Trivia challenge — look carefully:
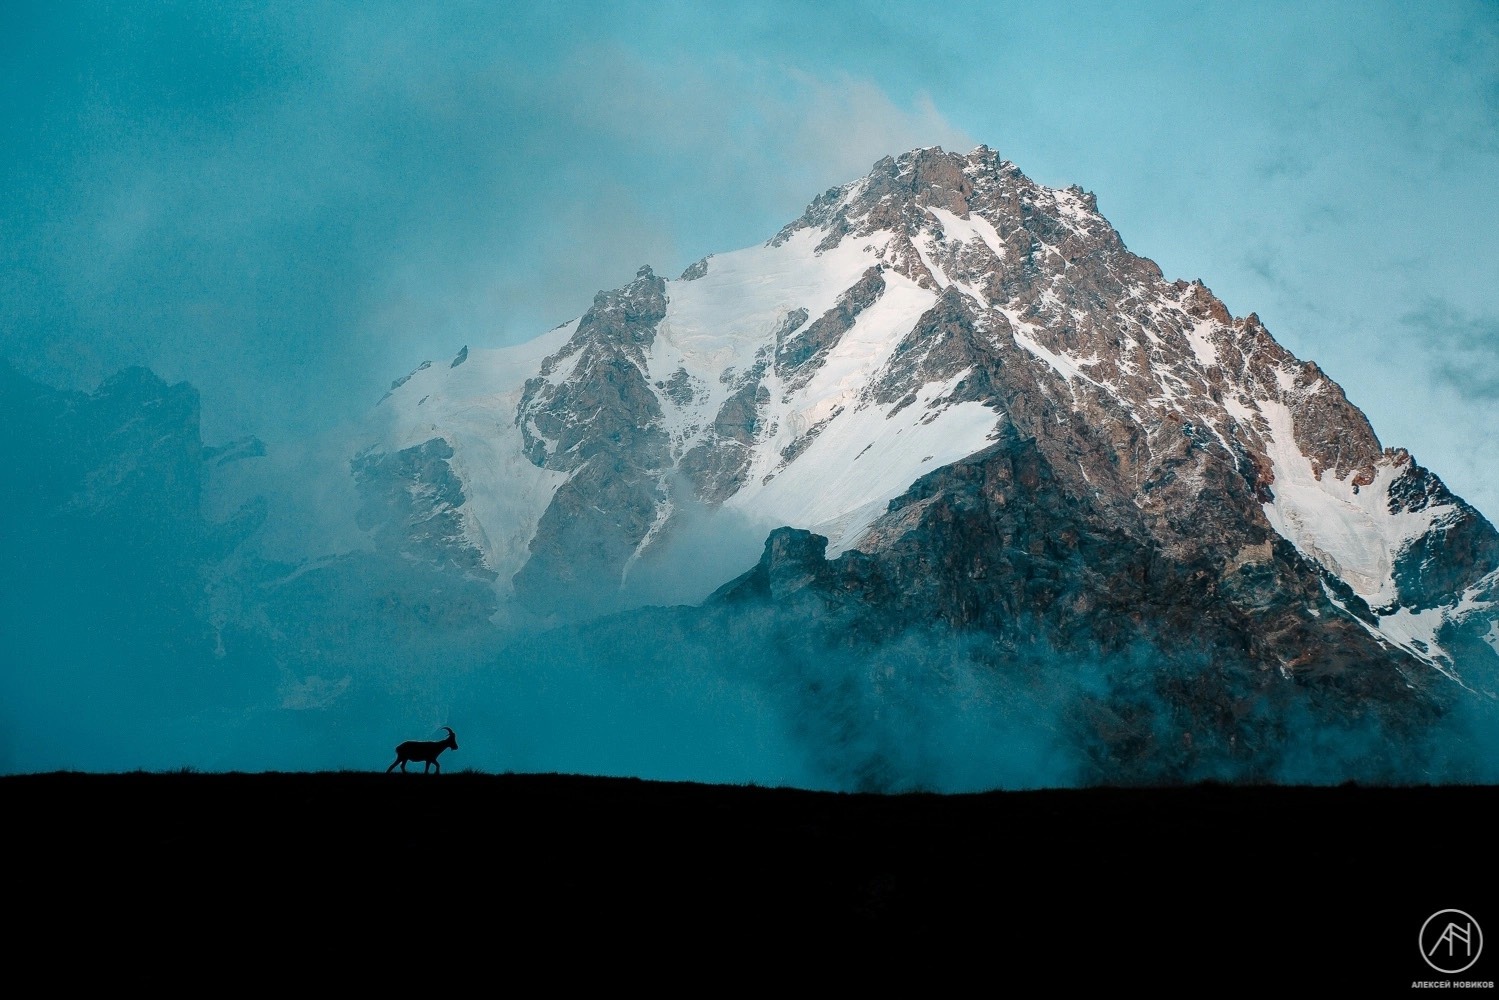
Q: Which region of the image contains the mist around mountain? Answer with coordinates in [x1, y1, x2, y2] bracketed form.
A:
[4, 147, 1498, 789]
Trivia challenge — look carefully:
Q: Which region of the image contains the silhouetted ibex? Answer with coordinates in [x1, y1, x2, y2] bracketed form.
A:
[386, 727, 458, 774]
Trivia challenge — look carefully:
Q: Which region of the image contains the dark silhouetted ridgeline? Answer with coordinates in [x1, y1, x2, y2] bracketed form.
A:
[3, 771, 1492, 984]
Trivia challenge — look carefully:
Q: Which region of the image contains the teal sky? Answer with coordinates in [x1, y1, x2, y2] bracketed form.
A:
[3, 1, 1497, 513]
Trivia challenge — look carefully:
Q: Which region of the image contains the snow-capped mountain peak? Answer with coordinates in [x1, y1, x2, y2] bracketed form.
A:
[357, 145, 1499, 690]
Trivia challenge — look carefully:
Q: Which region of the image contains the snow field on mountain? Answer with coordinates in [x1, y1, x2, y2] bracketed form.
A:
[728, 373, 1003, 556]
[368, 321, 577, 594]
[652, 226, 889, 398]
[1251, 398, 1440, 610]
[651, 225, 1003, 553]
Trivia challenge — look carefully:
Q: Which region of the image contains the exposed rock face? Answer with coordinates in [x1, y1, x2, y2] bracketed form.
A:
[512, 266, 673, 608]
[517, 265, 670, 469]
[775, 267, 884, 391]
[352, 438, 494, 580]
[871, 285, 999, 412]
[679, 367, 772, 503]
[709, 425, 1444, 784]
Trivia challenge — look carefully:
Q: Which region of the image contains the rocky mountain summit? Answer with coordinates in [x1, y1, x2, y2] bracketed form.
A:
[362, 146, 1499, 712]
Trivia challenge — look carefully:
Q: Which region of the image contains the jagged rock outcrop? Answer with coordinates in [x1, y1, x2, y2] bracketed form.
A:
[352, 438, 494, 580]
[709, 424, 1445, 783]
[512, 266, 673, 608]
[0, 362, 265, 561]
[0, 363, 271, 742]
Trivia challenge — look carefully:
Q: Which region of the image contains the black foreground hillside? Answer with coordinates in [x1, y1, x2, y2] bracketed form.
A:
[4, 771, 1493, 984]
